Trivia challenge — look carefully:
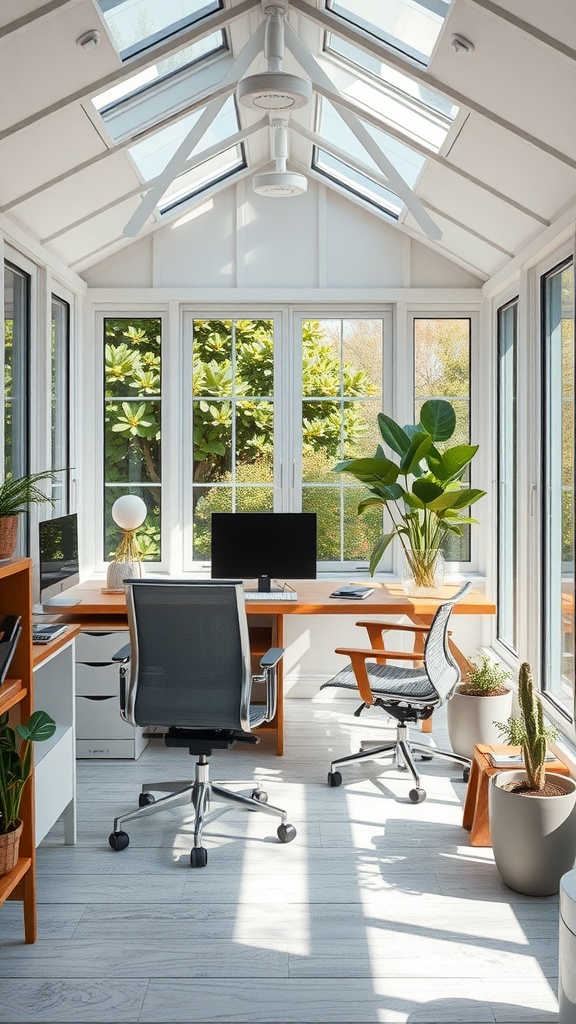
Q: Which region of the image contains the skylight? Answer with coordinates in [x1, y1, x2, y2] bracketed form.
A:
[314, 97, 425, 218]
[97, 0, 223, 61]
[128, 95, 244, 214]
[325, 0, 451, 66]
[93, 32, 226, 115]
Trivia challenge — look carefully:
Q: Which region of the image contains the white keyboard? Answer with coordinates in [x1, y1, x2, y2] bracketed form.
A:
[244, 591, 297, 601]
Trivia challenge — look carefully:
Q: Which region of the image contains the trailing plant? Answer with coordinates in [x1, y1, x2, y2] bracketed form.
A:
[333, 398, 486, 577]
[496, 662, 558, 792]
[0, 471, 56, 518]
[0, 710, 56, 833]
[459, 653, 511, 696]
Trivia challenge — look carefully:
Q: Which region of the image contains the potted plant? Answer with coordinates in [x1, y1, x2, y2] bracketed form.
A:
[489, 662, 576, 896]
[0, 471, 56, 559]
[446, 653, 513, 759]
[333, 399, 486, 588]
[0, 709, 56, 875]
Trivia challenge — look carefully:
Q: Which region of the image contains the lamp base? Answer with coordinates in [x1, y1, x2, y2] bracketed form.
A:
[104, 559, 144, 594]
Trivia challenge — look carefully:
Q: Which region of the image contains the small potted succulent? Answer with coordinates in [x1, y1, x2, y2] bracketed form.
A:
[446, 653, 513, 759]
[0, 471, 56, 559]
[489, 662, 576, 896]
[0, 709, 56, 875]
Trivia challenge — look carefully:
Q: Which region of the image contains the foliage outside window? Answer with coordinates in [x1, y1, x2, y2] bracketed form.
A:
[191, 318, 382, 565]
[497, 298, 518, 652]
[414, 317, 471, 561]
[542, 261, 574, 718]
[4, 264, 30, 484]
[103, 318, 161, 561]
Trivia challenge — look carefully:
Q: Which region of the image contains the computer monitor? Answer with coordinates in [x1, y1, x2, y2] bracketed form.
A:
[39, 512, 80, 606]
[211, 512, 317, 584]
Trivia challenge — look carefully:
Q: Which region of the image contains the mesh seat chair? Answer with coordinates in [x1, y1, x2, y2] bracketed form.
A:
[321, 582, 472, 804]
[108, 579, 296, 867]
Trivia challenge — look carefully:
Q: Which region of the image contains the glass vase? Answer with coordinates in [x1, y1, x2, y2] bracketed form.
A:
[401, 549, 445, 597]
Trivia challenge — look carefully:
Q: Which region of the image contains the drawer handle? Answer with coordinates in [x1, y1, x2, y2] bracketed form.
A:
[79, 696, 116, 702]
[81, 662, 117, 668]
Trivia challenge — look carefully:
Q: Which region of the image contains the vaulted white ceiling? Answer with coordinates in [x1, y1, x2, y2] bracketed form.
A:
[0, 0, 574, 282]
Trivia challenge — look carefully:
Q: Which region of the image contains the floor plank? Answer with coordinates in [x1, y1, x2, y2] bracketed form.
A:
[0, 700, 562, 1023]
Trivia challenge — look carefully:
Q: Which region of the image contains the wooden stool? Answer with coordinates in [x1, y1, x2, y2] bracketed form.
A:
[462, 743, 571, 847]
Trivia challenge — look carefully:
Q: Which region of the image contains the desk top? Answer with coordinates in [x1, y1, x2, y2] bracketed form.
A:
[51, 579, 495, 618]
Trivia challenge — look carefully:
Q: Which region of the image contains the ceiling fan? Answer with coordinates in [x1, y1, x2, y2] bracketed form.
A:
[123, 3, 441, 241]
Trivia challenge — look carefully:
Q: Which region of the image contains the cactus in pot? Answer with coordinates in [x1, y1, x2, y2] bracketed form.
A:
[496, 662, 557, 792]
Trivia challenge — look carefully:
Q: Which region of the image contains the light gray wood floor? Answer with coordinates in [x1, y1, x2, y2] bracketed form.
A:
[0, 698, 561, 1023]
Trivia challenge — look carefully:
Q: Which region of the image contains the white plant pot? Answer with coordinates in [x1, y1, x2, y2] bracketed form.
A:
[446, 689, 513, 760]
[489, 770, 576, 896]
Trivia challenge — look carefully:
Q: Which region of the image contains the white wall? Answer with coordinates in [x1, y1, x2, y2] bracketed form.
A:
[84, 180, 483, 290]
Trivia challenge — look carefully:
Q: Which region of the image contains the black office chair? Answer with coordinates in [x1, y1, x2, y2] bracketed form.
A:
[321, 582, 472, 803]
[108, 579, 296, 867]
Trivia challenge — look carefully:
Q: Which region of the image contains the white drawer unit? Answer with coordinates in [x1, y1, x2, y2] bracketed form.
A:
[75, 627, 148, 759]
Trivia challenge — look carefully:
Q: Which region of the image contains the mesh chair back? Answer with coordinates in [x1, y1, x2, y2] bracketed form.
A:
[423, 582, 472, 702]
[125, 580, 253, 731]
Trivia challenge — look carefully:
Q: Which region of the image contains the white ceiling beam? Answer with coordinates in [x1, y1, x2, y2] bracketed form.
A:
[0, 0, 257, 143]
[290, 0, 576, 170]
[123, 21, 265, 236]
[464, 0, 576, 63]
[39, 118, 268, 242]
[0, 0, 79, 41]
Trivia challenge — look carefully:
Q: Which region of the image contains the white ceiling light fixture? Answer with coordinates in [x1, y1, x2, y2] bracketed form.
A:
[253, 118, 307, 196]
[237, 5, 311, 111]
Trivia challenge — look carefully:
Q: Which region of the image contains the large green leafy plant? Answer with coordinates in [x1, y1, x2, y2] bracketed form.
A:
[334, 399, 486, 579]
[0, 710, 56, 833]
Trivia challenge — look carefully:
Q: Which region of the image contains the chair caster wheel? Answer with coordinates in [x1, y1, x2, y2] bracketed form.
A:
[463, 767, 470, 782]
[190, 847, 208, 868]
[251, 788, 268, 803]
[409, 788, 426, 804]
[109, 831, 129, 851]
[277, 823, 297, 843]
[139, 792, 155, 807]
[327, 771, 342, 787]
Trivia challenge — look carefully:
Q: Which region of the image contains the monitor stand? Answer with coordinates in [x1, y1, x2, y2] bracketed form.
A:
[44, 595, 82, 607]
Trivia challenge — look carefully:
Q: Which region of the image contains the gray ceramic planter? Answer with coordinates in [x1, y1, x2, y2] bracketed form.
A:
[446, 689, 513, 760]
[489, 770, 576, 896]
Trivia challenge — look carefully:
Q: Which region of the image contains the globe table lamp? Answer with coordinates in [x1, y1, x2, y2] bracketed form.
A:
[104, 494, 147, 594]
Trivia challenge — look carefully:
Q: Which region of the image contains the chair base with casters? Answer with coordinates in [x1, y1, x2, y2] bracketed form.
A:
[108, 729, 296, 867]
[322, 582, 473, 803]
[327, 712, 471, 805]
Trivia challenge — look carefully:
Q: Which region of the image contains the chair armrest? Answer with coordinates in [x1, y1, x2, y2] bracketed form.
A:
[334, 647, 425, 705]
[253, 647, 285, 723]
[259, 647, 284, 670]
[112, 644, 131, 663]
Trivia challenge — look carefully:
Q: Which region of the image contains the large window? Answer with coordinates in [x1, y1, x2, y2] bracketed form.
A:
[51, 295, 71, 517]
[413, 317, 471, 562]
[497, 298, 518, 652]
[543, 261, 574, 718]
[188, 314, 387, 567]
[103, 318, 162, 562]
[300, 318, 383, 563]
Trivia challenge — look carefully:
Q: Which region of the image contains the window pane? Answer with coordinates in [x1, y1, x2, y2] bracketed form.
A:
[191, 319, 275, 557]
[543, 262, 574, 717]
[326, 0, 451, 66]
[497, 299, 518, 652]
[4, 263, 30, 558]
[301, 319, 383, 564]
[414, 318, 471, 562]
[51, 295, 71, 516]
[97, 0, 222, 60]
[103, 318, 162, 561]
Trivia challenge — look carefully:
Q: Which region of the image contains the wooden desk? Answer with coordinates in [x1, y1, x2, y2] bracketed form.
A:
[55, 580, 495, 756]
[462, 743, 571, 846]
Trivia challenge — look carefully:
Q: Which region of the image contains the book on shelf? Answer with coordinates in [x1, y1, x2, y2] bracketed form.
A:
[0, 614, 22, 685]
[32, 623, 68, 644]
